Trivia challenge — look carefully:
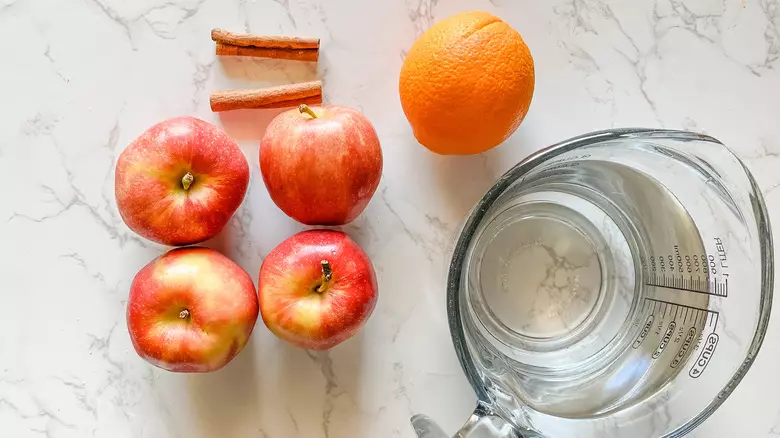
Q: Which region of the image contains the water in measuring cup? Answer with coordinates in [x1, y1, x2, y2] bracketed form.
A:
[466, 149, 720, 419]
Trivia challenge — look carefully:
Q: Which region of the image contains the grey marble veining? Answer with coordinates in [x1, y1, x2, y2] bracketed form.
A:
[1, 0, 779, 437]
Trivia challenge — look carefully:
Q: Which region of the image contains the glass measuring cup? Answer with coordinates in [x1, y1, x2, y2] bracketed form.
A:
[412, 129, 773, 438]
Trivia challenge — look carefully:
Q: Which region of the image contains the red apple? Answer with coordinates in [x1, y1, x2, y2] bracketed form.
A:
[115, 116, 249, 246]
[127, 247, 259, 372]
[260, 104, 383, 225]
[258, 230, 378, 350]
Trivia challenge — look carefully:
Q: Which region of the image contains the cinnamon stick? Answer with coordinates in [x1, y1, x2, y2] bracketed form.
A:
[211, 28, 319, 50]
[216, 42, 318, 62]
[210, 81, 323, 112]
[259, 95, 323, 109]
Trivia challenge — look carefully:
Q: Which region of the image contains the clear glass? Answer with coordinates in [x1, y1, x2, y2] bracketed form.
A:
[413, 129, 773, 438]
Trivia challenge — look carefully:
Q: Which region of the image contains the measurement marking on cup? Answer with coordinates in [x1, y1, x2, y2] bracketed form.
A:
[646, 274, 728, 297]
[642, 298, 720, 372]
[690, 333, 719, 378]
[671, 327, 697, 369]
[632, 314, 654, 349]
[652, 321, 676, 359]
[645, 297, 717, 315]
[707, 312, 719, 329]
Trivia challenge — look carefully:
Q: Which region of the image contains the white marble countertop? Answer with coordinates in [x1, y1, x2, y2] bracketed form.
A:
[2, 0, 780, 437]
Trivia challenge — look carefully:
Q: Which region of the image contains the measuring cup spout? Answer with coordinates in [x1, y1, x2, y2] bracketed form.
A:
[411, 404, 538, 438]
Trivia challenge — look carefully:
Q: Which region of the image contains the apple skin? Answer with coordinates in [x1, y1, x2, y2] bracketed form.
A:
[115, 116, 249, 246]
[127, 247, 259, 372]
[259, 105, 383, 226]
[258, 230, 378, 350]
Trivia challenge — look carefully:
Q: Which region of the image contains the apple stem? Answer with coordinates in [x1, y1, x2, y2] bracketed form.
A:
[316, 260, 333, 293]
[182, 172, 195, 191]
[179, 309, 190, 320]
[299, 104, 318, 119]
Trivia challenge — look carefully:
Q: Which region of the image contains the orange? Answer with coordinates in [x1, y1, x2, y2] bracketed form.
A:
[399, 11, 535, 155]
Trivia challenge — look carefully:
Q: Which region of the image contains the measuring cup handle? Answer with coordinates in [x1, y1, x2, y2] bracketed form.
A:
[411, 404, 540, 438]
